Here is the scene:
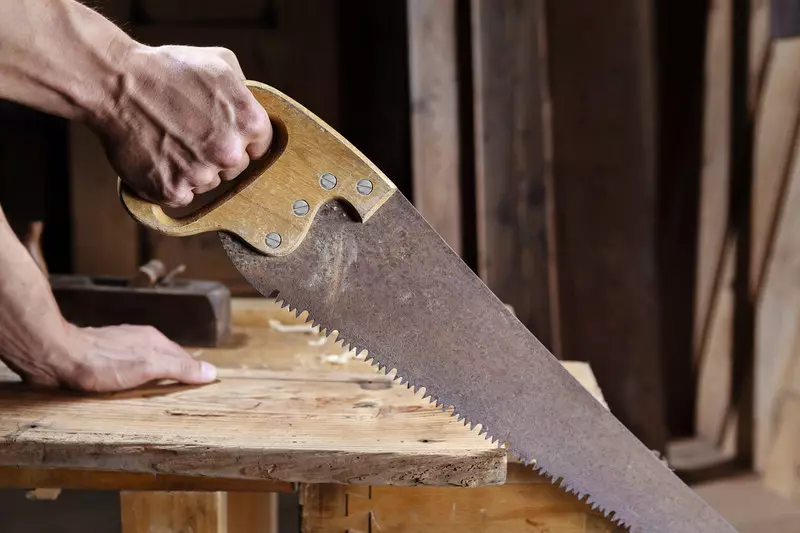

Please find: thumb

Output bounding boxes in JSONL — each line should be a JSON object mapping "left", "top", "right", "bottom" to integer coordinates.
{"left": 155, "top": 356, "right": 217, "bottom": 385}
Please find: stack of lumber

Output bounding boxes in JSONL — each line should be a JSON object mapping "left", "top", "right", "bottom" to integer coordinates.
{"left": 689, "top": 3, "right": 800, "bottom": 495}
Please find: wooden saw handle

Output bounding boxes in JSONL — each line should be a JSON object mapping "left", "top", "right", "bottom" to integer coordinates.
{"left": 118, "top": 80, "right": 396, "bottom": 256}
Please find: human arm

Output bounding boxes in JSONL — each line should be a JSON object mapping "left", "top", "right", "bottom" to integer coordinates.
{"left": 0, "top": 0, "right": 272, "bottom": 206}
{"left": 0, "top": 205, "right": 216, "bottom": 391}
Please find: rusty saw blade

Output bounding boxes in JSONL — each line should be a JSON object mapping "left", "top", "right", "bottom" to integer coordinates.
{"left": 219, "top": 196, "right": 735, "bottom": 533}
{"left": 119, "top": 81, "right": 737, "bottom": 533}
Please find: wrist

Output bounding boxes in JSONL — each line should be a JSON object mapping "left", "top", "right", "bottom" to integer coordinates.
{"left": 74, "top": 35, "right": 141, "bottom": 126}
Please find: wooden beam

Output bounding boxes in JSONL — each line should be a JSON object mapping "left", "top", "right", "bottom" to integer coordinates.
{"left": 749, "top": 38, "right": 800, "bottom": 298}
{"left": 764, "top": 314, "right": 800, "bottom": 501}
{"left": 546, "top": 0, "right": 666, "bottom": 451}
{"left": 300, "top": 482, "right": 623, "bottom": 533}
{"left": 470, "top": 0, "right": 559, "bottom": 352}
{"left": 695, "top": 0, "right": 733, "bottom": 366}
{"left": 407, "top": 0, "right": 462, "bottom": 254}
{"left": 751, "top": 37, "right": 800, "bottom": 471}
{"left": 121, "top": 492, "right": 227, "bottom": 533}
{"left": 227, "top": 493, "right": 279, "bottom": 533}
{"left": 755, "top": 127, "right": 800, "bottom": 471}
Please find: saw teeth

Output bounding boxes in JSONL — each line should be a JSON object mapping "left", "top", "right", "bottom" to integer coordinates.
{"left": 270, "top": 294, "right": 636, "bottom": 532}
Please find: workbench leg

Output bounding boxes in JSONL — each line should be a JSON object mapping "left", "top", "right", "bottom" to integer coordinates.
{"left": 120, "top": 491, "right": 278, "bottom": 533}
{"left": 299, "top": 482, "right": 622, "bottom": 533}
{"left": 121, "top": 491, "right": 227, "bottom": 533}
{"left": 227, "top": 492, "right": 279, "bottom": 533}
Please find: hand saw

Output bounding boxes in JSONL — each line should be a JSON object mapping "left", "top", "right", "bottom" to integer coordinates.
{"left": 118, "top": 81, "right": 737, "bottom": 533}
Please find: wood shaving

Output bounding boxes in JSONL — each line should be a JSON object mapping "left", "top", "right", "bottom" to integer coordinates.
{"left": 268, "top": 319, "right": 317, "bottom": 333}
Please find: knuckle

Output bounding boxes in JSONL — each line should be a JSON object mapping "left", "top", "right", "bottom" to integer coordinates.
{"left": 157, "top": 182, "right": 191, "bottom": 207}
{"left": 208, "top": 136, "right": 244, "bottom": 168}
{"left": 239, "top": 104, "right": 269, "bottom": 137}
{"left": 68, "top": 364, "right": 100, "bottom": 392}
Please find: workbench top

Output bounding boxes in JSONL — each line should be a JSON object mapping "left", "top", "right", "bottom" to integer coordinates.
{"left": 0, "top": 298, "right": 606, "bottom": 488}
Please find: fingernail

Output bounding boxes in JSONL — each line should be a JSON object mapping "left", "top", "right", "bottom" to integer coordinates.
{"left": 200, "top": 361, "right": 217, "bottom": 382}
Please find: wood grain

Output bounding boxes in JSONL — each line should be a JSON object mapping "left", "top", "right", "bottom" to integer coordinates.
{"left": 121, "top": 491, "right": 226, "bottom": 533}
{"left": 407, "top": 0, "right": 462, "bottom": 254}
{"left": 749, "top": 0, "right": 772, "bottom": 110}
{"left": 0, "top": 298, "right": 608, "bottom": 489}
{"left": 763, "top": 313, "right": 800, "bottom": 500}
{"left": 749, "top": 38, "right": 800, "bottom": 297}
{"left": 695, "top": 0, "right": 732, "bottom": 363}
{"left": 470, "top": 0, "right": 558, "bottom": 352}
{"left": 546, "top": 0, "right": 666, "bottom": 452}
{"left": 696, "top": 237, "right": 737, "bottom": 447}
{"left": 227, "top": 492, "right": 278, "bottom": 533}
{"left": 754, "top": 105, "right": 800, "bottom": 471}
{"left": 300, "top": 482, "right": 622, "bottom": 533}
{"left": 0, "top": 368, "right": 504, "bottom": 487}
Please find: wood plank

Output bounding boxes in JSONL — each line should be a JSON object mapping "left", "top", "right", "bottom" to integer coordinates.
{"left": 763, "top": 314, "right": 800, "bottom": 500}
{"left": 764, "top": 396, "right": 800, "bottom": 500}
{"left": 546, "top": 0, "right": 666, "bottom": 452}
{"left": 755, "top": 125, "right": 800, "bottom": 471}
{"left": 749, "top": 38, "right": 800, "bottom": 297}
{"left": 407, "top": 0, "right": 462, "bottom": 254}
{"left": 470, "top": 0, "right": 558, "bottom": 351}
{"left": 693, "top": 0, "right": 773, "bottom": 469}
{"left": 121, "top": 491, "right": 226, "bottom": 533}
{"left": 0, "top": 298, "right": 608, "bottom": 489}
{"left": 749, "top": 0, "right": 772, "bottom": 110}
{"left": 696, "top": 237, "right": 738, "bottom": 446}
{"left": 300, "top": 482, "right": 623, "bottom": 533}
{"left": 0, "top": 367, "right": 505, "bottom": 487}
{"left": 695, "top": 0, "right": 733, "bottom": 363}
{"left": 227, "top": 492, "right": 278, "bottom": 533}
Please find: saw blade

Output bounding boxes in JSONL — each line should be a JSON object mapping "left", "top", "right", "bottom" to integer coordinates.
{"left": 220, "top": 194, "right": 736, "bottom": 533}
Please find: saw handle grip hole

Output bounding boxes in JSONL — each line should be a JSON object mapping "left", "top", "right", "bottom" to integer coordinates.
{"left": 161, "top": 116, "right": 289, "bottom": 219}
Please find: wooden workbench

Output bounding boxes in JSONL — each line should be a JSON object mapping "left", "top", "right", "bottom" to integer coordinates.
{"left": 0, "top": 298, "right": 621, "bottom": 532}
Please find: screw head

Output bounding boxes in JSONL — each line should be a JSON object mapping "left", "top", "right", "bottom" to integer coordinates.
{"left": 357, "top": 179, "right": 374, "bottom": 196}
{"left": 293, "top": 199, "right": 310, "bottom": 216}
{"left": 319, "top": 173, "right": 337, "bottom": 190}
{"left": 265, "top": 232, "right": 282, "bottom": 249}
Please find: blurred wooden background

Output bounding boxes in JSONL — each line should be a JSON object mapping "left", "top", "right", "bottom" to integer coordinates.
{"left": 1, "top": 0, "right": 800, "bottom": 507}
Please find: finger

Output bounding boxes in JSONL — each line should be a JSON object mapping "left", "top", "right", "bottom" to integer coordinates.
{"left": 245, "top": 121, "right": 272, "bottom": 160}
{"left": 213, "top": 47, "right": 245, "bottom": 79}
{"left": 184, "top": 167, "right": 221, "bottom": 195}
{"left": 236, "top": 93, "right": 272, "bottom": 157}
{"left": 193, "top": 173, "right": 222, "bottom": 194}
{"left": 219, "top": 152, "right": 250, "bottom": 181}
{"left": 149, "top": 354, "right": 218, "bottom": 385}
{"left": 160, "top": 185, "right": 194, "bottom": 208}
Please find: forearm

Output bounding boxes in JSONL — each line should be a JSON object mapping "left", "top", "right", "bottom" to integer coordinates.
{"left": 0, "top": 205, "right": 75, "bottom": 383}
{"left": 0, "top": 0, "right": 132, "bottom": 121}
